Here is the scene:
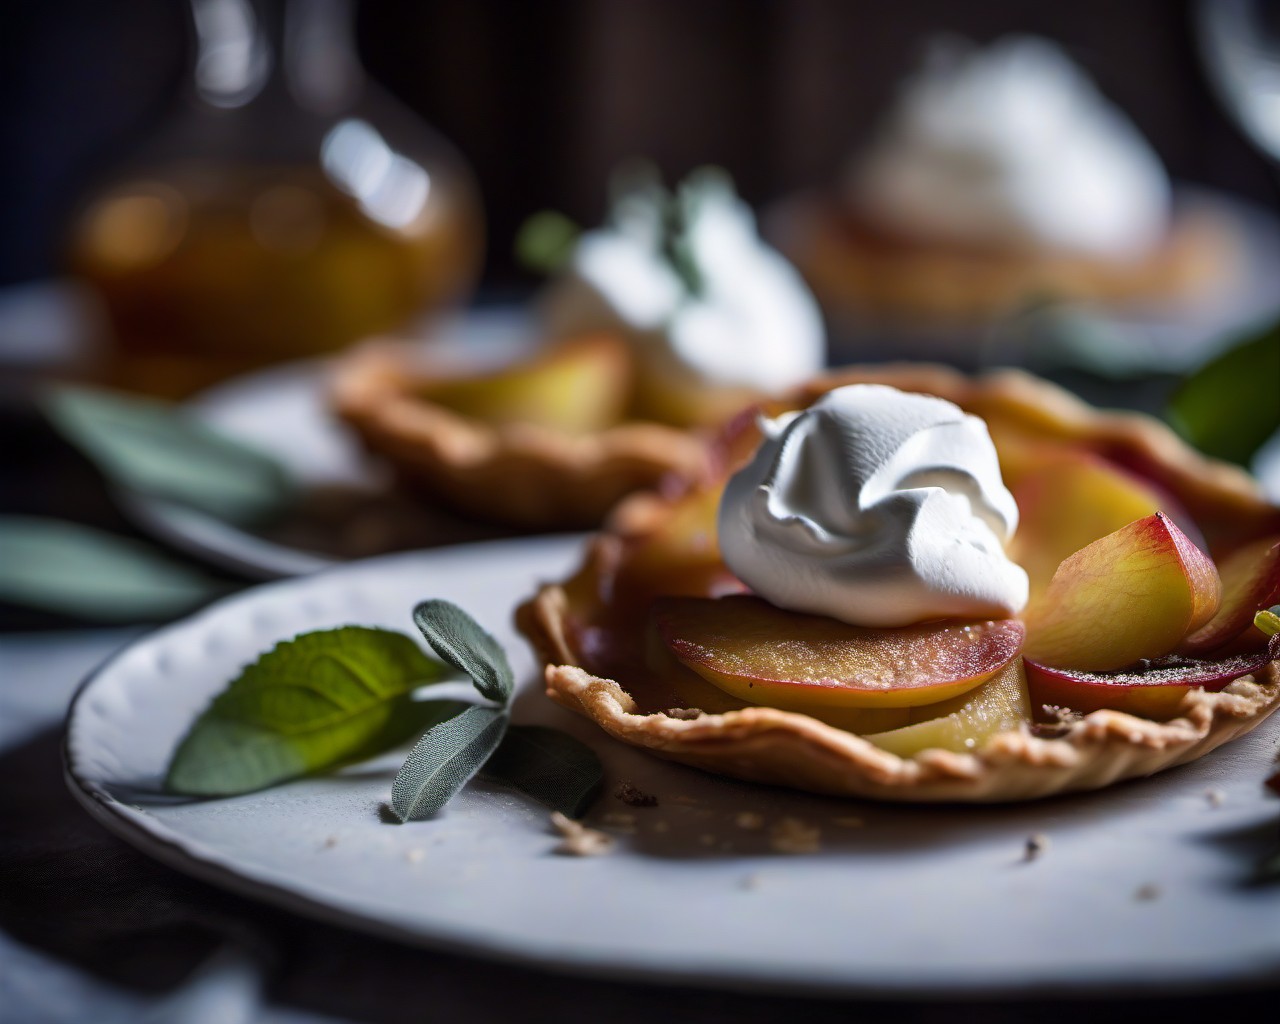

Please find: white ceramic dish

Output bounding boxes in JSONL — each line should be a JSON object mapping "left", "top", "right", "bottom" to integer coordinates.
{"left": 122, "top": 307, "right": 537, "bottom": 579}
{"left": 65, "top": 538, "right": 1280, "bottom": 998}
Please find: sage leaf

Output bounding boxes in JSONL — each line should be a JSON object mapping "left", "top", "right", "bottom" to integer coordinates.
{"left": 166, "top": 627, "right": 451, "bottom": 796}
{"left": 412, "top": 599, "right": 514, "bottom": 704}
{"left": 44, "top": 385, "right": 295, "bottom": 526}
{"left": 482, "top": 725, "right": 603, "bottom": 817}
{"left": 390, "top": 705, "right": 508, "bottom": 821}
{"left": 0, "top": 517, "right": 226, "bottom": 621}
{"left": 1168, "top": 321, "right": 1280, "bottom": 466}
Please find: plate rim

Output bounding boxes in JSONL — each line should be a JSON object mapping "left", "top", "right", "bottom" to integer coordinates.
{"left": 62, "top": 539, "right": 1280, "bottom": 1001}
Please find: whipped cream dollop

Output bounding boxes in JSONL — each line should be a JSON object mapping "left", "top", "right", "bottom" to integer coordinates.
{"left": 718, "top": 384, "right": 1029, "bottom": 627}
{"left": 541, "top": 170, "right": 824, "bottom": 398}
{"left": 847, "top": 35, "right": 1170, "bottom": 261}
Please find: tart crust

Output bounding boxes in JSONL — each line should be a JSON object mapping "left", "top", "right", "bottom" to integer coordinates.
{"left": 516, "top": 364, "right": 1280, "bottom": 802}
{"left": 773, "top": 193, "right": 1235, "bottom": 324}
{"left": 331, "top": 342, "right": 710, "bottom": 530}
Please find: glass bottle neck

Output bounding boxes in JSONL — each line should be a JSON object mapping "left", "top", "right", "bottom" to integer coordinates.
{"left": 187, "top": 0, "right": 363, "bottom": 115}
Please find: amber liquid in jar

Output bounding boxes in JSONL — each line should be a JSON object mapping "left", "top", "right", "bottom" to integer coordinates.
{"left": 70, "top": 161, "right": 481, "bottom": 397}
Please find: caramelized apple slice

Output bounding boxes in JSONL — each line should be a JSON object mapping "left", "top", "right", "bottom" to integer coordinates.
{"left": 618, "top": 486, "right": 723, "bottom": 582}
{"left": 1025, "top": 636, "right": 1280, "bottom": 721}
{"left": 652, "top": 595, "right": 1024, "bottom": 710}
{"left": 1022, "top": 513, "right": 1221, "bottom": 672}
{"left": 420, "top": 333, "right": 630, "bottom": 434}
{"left": 1179, "top": 536, "right": 1280, "bottom": 655}
{"left": 863, "top": 659, "right": 1032, "bottom": 757}
{"left": 1009, "top": 451, "right": 1169, "bottom": 595}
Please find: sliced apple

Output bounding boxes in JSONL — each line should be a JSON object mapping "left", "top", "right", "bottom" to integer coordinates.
{"left": 1022, "top": 512, "right": 1221, "bottom": 672}
{"left": 863, "top": 659, "right": 1032, "bottom": 757}
{"left": 1025, "top": 636, "right": 1279, "bottom": 721}
{"left": 620, "top": 485, "right": 722, "bottom": 577}
{"left": 1179, "top": 536, "right": 1280, "bottom": 656}
{"left": 1010, "top": 451, "right": 1172, "bottom": 596}
{"left": 651, "top": 595, "right": 1024, "bottom": 710}
{"left": 419, "top": 333, "right": 631, "bottom": 434}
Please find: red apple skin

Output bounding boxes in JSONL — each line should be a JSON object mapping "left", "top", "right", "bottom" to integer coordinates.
{"left": 1180, "top": 536, "right": 1280, "bottom": 656}
{"left": 1022, "top": 512, "right": 1222, "bottom": 672}
{"left": 653, "top": 595, "right": 1025, "bottom": 710}
{"left": 1009, "top": 450, "right": 1198, "bottom": 596}
{"left": 1024, "top": 635, "right": 1280, "bottom": 721}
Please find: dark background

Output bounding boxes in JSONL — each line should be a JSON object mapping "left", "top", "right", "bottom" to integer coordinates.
{"left": 2, "top": 0, "right": 1276, "bottom": 290}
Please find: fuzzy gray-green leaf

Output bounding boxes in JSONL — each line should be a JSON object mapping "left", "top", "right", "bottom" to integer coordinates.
{"left": 482, "top": 725, "right": 603, "bottom": 817}
{"left": 44, "top": 385, "right": 295, "bottom": 526}
{"left": 390, "top": 705, "right": 508, "bottom": 821}
{"left": 166, "top": 627, "right": 450, "bottom": 796}
{"left": 0, "top": 517, "right": 226, "bottom": 620}
{"left": 412, "top": 599, "right": 514, "bottom": 704}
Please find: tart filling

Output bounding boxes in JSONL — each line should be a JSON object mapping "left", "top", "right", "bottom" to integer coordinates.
{"left": 517, "top": 365, "right": 1280, "bottom": 802}
{"left": 330, "top": 336, "right": 710, "bottom": 530}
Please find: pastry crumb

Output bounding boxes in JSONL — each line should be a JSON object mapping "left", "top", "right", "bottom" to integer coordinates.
{"left": 321, "top": 836, "right": 338, "bottom": 850}
{"left": 1204, "top": 787, "right": 1226, "bottom": 808}
{"left": 602, "top": 811, "right": 636, "bottom": 826}
{"left": 550, "top": 812, "right": 614, "bottom": 857}
{"left": 614, "top": 781, "right": 659, "bottom": 807}
{"left": 735, "top": 811, "right": 765, "bottom": 830}
{"left": 770, "top": 817, "right": 821, "bottom": 854}
{"left": 1135, "top": 883, "right": 1161, "bottom": 902}
{"left": 404, "top": 847, "right": 425, "bottom": 863}
{"left": 1023, "top": 833, "right": 1049, "bottom": 862}
{"left": 834, "top": 816, "right": 865, "bottom": 828}
{"left": 663, "top": 707, "right": 704, "bottom": 720}
{"left": 740, "top": 872, "right": 763, "bottom": 891}
{"left": 1030, "top": 706, "right": 1084, "bottom": 738}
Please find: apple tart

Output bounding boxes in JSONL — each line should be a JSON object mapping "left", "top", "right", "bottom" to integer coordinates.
{"left": 517, "top": 365, "right": 1280, "bottom": 802}
{"left": 330, "top": 334, "right": 716, "bottom": 531}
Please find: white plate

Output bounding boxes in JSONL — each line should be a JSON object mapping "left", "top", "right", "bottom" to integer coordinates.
{"left": 123, "top": 306, "right": 537, "bottom": 579}
{"left": 65, "top": 538, "right": 1280, "bottom": 998}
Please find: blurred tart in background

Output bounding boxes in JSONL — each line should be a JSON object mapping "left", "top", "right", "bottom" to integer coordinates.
{"left": 332, "top": 169, "right": 827, "bottom": 529}
{"left": 774, "top": 36, "right": 1235, "bottom": 325}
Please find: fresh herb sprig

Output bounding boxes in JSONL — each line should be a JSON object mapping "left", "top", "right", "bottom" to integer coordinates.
{"left": 44, "top": 385, "right": 295, "bottom": 527}
{"left": 389, "top": 599, "right": 602, "bottom": 821}
{"left": 165, "top": 602, "right": 603, "bottom": 820}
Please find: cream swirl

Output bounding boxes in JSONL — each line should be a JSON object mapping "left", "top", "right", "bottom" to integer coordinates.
{"left": 541, "top": 171, "right": 825, "bottom": 397}
{"left": 718, "top": 384, "right": 1029, "bottom": 627}
{"left": 847, "top": 35, "right": 1170, "bottom": 261}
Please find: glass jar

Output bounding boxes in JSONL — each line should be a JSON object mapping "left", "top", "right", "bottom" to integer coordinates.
{"left": 68, "top": 0, "right": 483, "bottom": 396}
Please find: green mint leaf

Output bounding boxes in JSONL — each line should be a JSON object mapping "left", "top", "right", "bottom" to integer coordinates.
{"left": 390, "top": 705, "right": 508, "bottom": 821}
{"left": 515, "top": 211, "right": 580, "bottom": 273}
{"left": 412, "top": 599, "right": 514, "bottom": 704}
{"left": 0, "top": 517, "right": 226, "bottom": 621}
{"left": 482, "top": 725, "right": 603, "bottom": 817}
{"left": 166, "top": 627, "right": 451, "bottom": 796}
{"left": 44, "top": 385, "right": 295, "bottom": 527}
{"left": 1168, "top": 321, "right": 1280, "bottom": 466}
